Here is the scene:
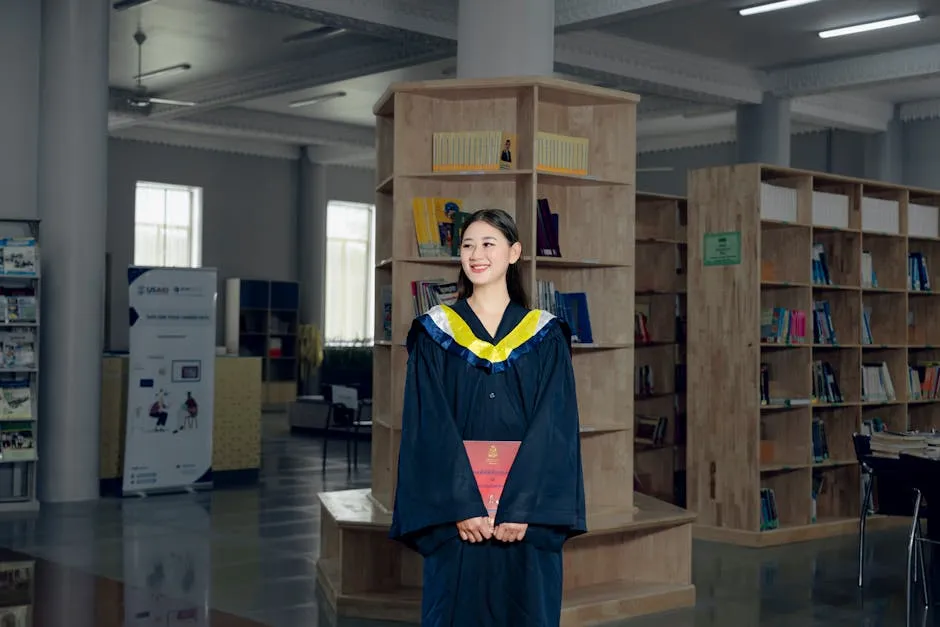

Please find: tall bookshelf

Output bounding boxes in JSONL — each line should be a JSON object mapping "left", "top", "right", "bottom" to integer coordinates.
{"left": 315, "top": 76, "right": 696, "bottom": 624}
{"left": 687, "top": 163, "right": 938, "bottom": 546}
{"left": 223, "top": 278, "right": 298, "bottom": 409}
{"left": 634, "top": 192, "right": 687, "bottom": 506}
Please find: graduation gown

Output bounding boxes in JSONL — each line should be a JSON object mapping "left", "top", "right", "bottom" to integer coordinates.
{"left": 389, "top": 298, "right": 587, "bottom": 627}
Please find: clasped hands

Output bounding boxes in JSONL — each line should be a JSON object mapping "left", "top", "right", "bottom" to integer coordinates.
{"left": 457, "top": 516, "right": 527, "bottom": 543}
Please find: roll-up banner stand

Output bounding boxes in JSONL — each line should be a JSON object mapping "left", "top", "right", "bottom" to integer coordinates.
{"left": 122, "top": 266, "right": 217, "bottom": 496}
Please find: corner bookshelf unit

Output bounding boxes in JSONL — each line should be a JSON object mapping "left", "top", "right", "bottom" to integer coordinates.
{"left": 0, "top": 220, "right": 40, "bottom": 512}
{"left": 315, "top": 76, "right": 695, "bottom": 625}
{"left": 687, "top": 163, "right": 936, "bottom": 547}
{"left": 223, "top": 278, "right": 298, "bottom": 409}
{"left": 634, "top": 192, "right": 687, "bottom": 507}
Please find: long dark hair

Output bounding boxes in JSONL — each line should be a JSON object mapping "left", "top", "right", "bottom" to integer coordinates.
{"left": 456, "top": 208, "right": 529, "bottom": 309}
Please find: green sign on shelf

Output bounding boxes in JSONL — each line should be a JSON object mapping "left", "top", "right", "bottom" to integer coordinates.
{"left": 703, "top": 231, "right": 741, "bottom": 266}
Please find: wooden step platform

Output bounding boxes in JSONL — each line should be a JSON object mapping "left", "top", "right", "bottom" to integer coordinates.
{"left": 315, "top": 488, "right": 696, "bottom": 626}
{"left": 693, "top": 514, "right": 909, "bottom": 548}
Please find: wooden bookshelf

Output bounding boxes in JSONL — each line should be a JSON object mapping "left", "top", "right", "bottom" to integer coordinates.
{"left": 634, "top": 192, "right": 687, "bottom": 506}
{"left": 687, "top": 163, "right": 939, "bottom": 547}
{"left": 315, "top": 76, "right": 696, "bottom": 625}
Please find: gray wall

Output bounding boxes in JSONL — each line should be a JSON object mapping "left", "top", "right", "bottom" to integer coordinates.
{"left": 106, "top": 138, "right": 300, "bottom": 350}
{"left": 0, "top": 0, "right": 40, "bottom": 220}
{"left": 637, "top": 129, "right": 869, "bottom": 196}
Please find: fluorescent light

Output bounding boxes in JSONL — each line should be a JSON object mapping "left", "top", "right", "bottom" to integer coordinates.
{"left": 739, "top": 0, "right": 822, "bottom": 16}
{"left": 288, "top": 91, "right": 347, "bottom": 108}
{"left": 819, "top": 14, "right": 921, "bottom": 38}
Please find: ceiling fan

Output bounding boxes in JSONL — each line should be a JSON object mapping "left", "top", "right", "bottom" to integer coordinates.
{"left": 126, "top": 27, "right": 195, "bottom": 109}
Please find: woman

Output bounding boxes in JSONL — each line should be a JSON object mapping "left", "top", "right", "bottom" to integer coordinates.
{"left": 390, "top": 208, "right": 586, "bottom": 626}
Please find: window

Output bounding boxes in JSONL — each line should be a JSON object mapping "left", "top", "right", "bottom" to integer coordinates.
{"left": 134, "top": 181, "right": 203, "bottom": 268}
{"left": 324, "top": 200, "right": 376, "bottom": 345}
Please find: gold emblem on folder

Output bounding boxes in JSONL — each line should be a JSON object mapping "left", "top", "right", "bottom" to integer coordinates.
{"left": 487, "top": 444, "right": 499, "bottom": 463}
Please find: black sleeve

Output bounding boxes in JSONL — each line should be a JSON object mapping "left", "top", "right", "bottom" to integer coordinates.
{"left": 388, "top": 325, "right": 488, "bottom": 556}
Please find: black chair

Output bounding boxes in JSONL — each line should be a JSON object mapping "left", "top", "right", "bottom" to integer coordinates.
{"left": 854, "top": 433, "right": 930, "bottom": 589}
{"left": 898, "top": 452, "right": 938, "bottom": 627}
{"left": 854, "top": 432, "right": 875, "bottom": 587}
{"left": 321, "top": 398, "right": 373, "bottom": 473}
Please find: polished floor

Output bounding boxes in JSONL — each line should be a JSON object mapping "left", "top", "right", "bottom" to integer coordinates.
{"left": 0, "top": 414, "right": 932, "bottom": 626}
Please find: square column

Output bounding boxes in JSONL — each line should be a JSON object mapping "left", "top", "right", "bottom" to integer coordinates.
{"left": 736, "top": 93, "right": 791, "bottom": 166}
{"left": 457, "top": 0, "right": 555, "bottom": 78}
{"left": 864, "top": 109, "right": 903, "bottom": 184}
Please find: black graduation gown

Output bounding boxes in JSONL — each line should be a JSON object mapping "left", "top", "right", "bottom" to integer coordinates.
{"left": 389, "top": 298, "right": 587, "bottom": 627}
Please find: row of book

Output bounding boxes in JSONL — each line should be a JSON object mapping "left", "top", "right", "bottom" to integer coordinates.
{"left": 410, "top": 197, "right": 565, "bottom": 260}
{"left": 818, "top": 246, "right": 933, "bottom": 292}
{"left": 761, "top": 474, "right": 830, "bottom": 531}
{"left": 862, "top": 361, "right": 896, "bottom": 403}
{"left": 811, "top": 416, "right": 830, "bottom": 463}
{"left": 412, "top": 197, "right": 466, "bottom": 258}
{"left": 760, "top": 487, "right": 779, "bottom": 531}
{"left": 760, "top": 307, "right": 808, "bottom": 344}
{"left": 908, "top": 362, "right": 940, "bottom": 401}
{"left": 535, "top": 280, "right": 593, "bottom": 344}
{"left": 635, "top": 364, "right": 654, "bottom": 398}
{"left": 430, "top": 130, "right": 590, "bottom": 177}
{"left": 379, "top": 277, "right": 596, "bottom": 344}
{"left": 410, "top": 279, "right": 458, "bottom": 319}
{"left": 812, "top": 360, "right": 843, "bottom": 404}
{"left": 759, "top": 362, "right": 811, "bottom": 406}
{"left": 909, "top": 252, "right": 932, "bottom": 291}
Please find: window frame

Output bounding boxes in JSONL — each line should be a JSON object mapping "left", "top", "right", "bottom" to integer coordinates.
{"left": 324, "top": 199, "right": 376, "bottom": 346}
{"left": 133, "top": 180, "right": 204, "bottom": 269}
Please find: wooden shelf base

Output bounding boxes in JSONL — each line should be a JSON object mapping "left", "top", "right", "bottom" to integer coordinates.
{"left": 316, "top": 489, "right": 696, "bottom": 625}
{"left": 692, "top": 514, "right": 909, "bottom": 548}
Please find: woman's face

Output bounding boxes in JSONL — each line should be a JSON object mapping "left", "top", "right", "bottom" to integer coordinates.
{"left": 460, "top": 220, "right": 521, "bottom": 288}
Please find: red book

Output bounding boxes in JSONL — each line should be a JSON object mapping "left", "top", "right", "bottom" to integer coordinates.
{"left": 463, "top": 440, "right": 521, "bottom": 517}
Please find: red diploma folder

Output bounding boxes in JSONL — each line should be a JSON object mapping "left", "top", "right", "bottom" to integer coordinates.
{"left": 463, "top": 440, "right": 521, "bottom": 518}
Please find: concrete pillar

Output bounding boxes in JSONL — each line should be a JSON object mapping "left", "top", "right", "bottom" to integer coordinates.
{"left": 457, "top": 0, "right": 555, "bottom": 78}
{"left": 864, "top": 110, "right": 903, "bottom": 184}
{"left": 37, "top": 0, "right": 111, "bottom": 502}
{"left": 0, "top": 1, "right": 41, "bottom": 220}
{"left": 297, "top": 150, "right": 328, "bottom": 395}
{"left": 736, "top": 93, "right": 791, "bottom": 166}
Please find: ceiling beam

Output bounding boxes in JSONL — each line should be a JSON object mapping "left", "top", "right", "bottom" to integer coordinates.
{"left": 767, "top": 42, "right": 940, "bottom": 97}
{"left": 790, "top": 94, "right": 894, "bottom": 133}
{"left": 211, "top": 0, "right": 456, "bottom": 42}
{"left": 111, "top": 106, "right": 375, "bottom": 148}
{"left": 555, "top": 0, "right": 703, "bottom": 30}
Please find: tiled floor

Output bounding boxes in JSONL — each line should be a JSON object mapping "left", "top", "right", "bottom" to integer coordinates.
{"left": 0, "top": 413, "right": 934, "bottom": 626}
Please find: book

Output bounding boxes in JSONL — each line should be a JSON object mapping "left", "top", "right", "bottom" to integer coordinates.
{"left": 463, "top": 440, "right": 521, "bottom": 518}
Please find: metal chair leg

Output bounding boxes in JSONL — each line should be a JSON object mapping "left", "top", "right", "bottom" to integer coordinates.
{"left": 907, "top": 491, "right": 923, "bottom": 627}
{"left": 321, "top": 404, "right": 333, "bottom": 472}
{"left": 916, "top": 518, "right": 929, "bottom": 609}
{"left": 858, "top": 473, "right": 873, "bottom": 588}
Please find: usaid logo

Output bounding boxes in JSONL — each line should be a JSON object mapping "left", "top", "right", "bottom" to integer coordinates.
{"left": 137, "top": 285, "right": 170, "bottom": 295}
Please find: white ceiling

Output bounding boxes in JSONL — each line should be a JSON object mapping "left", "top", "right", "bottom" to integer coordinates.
{"left": 109, "top": 0, "right": 354, "bottom": 90}
{"left": 241, "top": 58, "right": 454, "bottom": 126}
{"left": 106, "top": 0, "right": 940, "bottom": 161}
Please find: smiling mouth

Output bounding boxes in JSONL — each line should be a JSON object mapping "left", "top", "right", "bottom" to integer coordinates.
{"left": 469, "top": 264, "right": 489, "bottom": 273}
